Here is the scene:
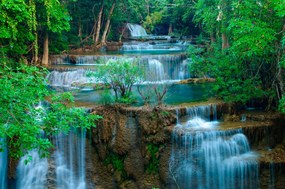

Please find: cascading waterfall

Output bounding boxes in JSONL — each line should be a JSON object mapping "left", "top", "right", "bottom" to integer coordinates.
{"left": 169, "top": 105, "right": 259, "bottom": 189}
{"left": 0, "top": 138, "right": 7, "bottom": 189}
{"left": 269, "top": 162, "right": 275, "bottom": 189}
{"left": 126, "top": 23, "right": 148, "bottom": 37}
{"left": 148, "top": 59, "right": 166, "bottom": 81}
{"left": 15, "top": 102, "right": 88, "bottom": 189}
{"left": 54, "top": 128, "right": 86, "bottom": 189}
{"left": 47, "top": 54, "right": 189, "bottom": 87}
{"left": 121, "top": 41, "right": 187, "bottom": 52}
{"left": 16, "top": 150, "right": 48, "bottom": 189}
{"left": 15, "top": 129, "right": 87, "bottom": 189}
{"left": 47, "top": 69, "right": 91, "bottom": 87}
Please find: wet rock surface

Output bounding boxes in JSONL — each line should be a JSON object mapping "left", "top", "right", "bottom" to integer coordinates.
{"left": 91, "top": 105, "right": 177, "bottom": 188}
{"left": 89, "top": 104, "right": 285, "bottom": 189}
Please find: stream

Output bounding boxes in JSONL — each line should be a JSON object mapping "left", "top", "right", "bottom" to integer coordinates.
{"left": 0, "top": 23, "right": 283, "bottom": 189}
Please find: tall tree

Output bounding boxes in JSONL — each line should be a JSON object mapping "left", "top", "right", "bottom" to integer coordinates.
{"left": 190, "top": 0, "right": 285, "bottom": 109}
{"left": 39, "top": 0, "right": 71, "bottom": 65}
{"left": 0, "top": 0, "right": 71, "bottom": 66}
{"left": 101, "top": 0, "right": 116, "bottom": 46}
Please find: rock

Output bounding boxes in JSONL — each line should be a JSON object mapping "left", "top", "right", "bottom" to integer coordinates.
{"left": 223, "top": 114, "right": 240, "bottom": 122}
{"left": 137, "top": 174, "right": 161, "bottom": 189}
{"left": 119, "top": 180, "right": 138, "bottom": 189}
{"left": 114, "top": 170, "right": 122, "bottom": 183}
{"left": 113, "top": 116, "right": 138, "bottom": 155}
{"left": 159, "top": 145, "right": 172, "bottom": 184}
{"left": 124, "top": 149, "right": 144, "bottom": 181}
{"left": 176, "top": 78, "right": 216, "bottom": 84}
{"left": 97, "top": 143, "right": 107, "bottom": 161}
{"left": 69, "top": 55, "right": 77, "bottom": 64}
{"left": 106, "top": 42, "right": 123, "bottom": 51}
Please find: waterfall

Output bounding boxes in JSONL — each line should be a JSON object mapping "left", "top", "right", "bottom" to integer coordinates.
{"left": 15, "top": 129, "right": 87, "bottom": 189}
{"left": 121, "top": 41, "right": 186, "bottom": 52}
{"left": 126, "top": 23, "right": 148, "bottom": 37}
{"left": 269, "top": 162, "right": 275, "bottom": 188}
{"left": 148, "top": 59, "right": 166, "bottom": 81}
{"left": 170, "top": 105, "right": 259, "bottom": 189}
{"left": 47, "top": 69, "right": 92, "bottom": 87}
{"left": 0, "top": 138, "right": 7, "bottom": 189}
{"left": 48, "top": 54, "right": 189, "bottom": 87}
{"left": 54, "top": 129, "right": 86, "bottom": 189}
{"left": 16, "top": 150, "right": 48, "bottom": 189}
{"left": 50, "top": 55, "right": 122, "bottom": 65}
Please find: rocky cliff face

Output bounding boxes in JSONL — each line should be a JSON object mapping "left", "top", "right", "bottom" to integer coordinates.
{"left": 89, "top": 104, "right": 285, "bottom": 189}
{"left": 90, "top": 105, "right": 176, "bottom": 188}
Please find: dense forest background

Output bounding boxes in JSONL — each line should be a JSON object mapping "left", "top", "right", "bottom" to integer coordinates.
{"left": 0, "top": 0, "right": 284, "bottom": 158}
{"left": 1, "top": 0, "right": 284, "bottom": 106}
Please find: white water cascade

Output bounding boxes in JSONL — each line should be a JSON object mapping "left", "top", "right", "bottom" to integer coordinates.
{"left": 47, "top": 69, "right": 91, "bottom": 87}
{"left": 0, "top": 138, "right": 7, "bottom": 189}
{"left": 148, "top": 59, "right": 166, "bottom": 81}
{"left": 54, "top": 129, "right": 87, "bottom": 189}
{"left": 16, "top": 150, "right": 49, "bottom": 189}
{"left": 126, "top": 23, "right": 148, "bottom": 37}
{"left": 47, "top": 54, "right": 189, "bottom": 87}
{"left": 170, "top": 105, "right": 259, "bottom": 189}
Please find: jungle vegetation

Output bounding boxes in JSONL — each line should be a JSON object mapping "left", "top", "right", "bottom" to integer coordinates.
{"left": 0, "top": 0, "right": 284, "bottom": 158}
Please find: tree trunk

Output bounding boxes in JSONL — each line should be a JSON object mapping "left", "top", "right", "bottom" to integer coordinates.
{"left": 30, "top": 0, "right": 38, "bottom": 64}
{"left": 222, "top": 33, "right": 229, "bottom": 49}
{"left": 92, "top": 19, "right": 97, "bottom": 42}
{"left": 168, "top": 23, "right": 173, "bottom": 35}
{"left": 33, "top": 32, "right": 39, "bottom": 64}
{"left": 276, "top": 62, "right": 284, "bottom": 99}
{"left": 41, "top": 32, "right": 49, "bottom": 66}
{"left": 78, "top": 19, "right": 82, "bottom": 41}
{"left": 146, "top": 0, "right": 150, "bottom": 16}
{"left": 95, "top": 1, "right": 104, "bottom": 45}
{"left": 101, "top": 1, "right": 116, "bottom": 46}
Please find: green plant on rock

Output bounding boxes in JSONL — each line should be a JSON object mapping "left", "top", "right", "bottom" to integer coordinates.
{"left": 104, "top": 153, "right": 125, "bottom": 172}
{"left": 146, "top": 143, "right": 160, "bottom": 174}
{"left": 161, "top": 110, "right": 170, "bottom": 117}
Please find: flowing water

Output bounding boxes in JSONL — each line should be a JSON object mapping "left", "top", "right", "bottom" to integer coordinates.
{"left": 47, "top": 53, "right": 189, "bottom": 87}
{"left": 126, "top": 23, "right": 148, "bottom": 37}
{"left": 47, "top": 25, "right": 189, "bottom": 87}
{"left": 4, "top": 22, "right": 279, "bottom": 189}
{"left": 0, "top": 138, "right": 7, "bottom": 189}
{"left": 16, "top": 150, "right": 48, "bottom": 189}
{"left": 170, "top": 105, "right": 259, "bottom": 189}
{"left": 15, "top": 129, "right": 87, "bottom": 189}
{"left": 54, "top": 129, "right": 86, "bottom": 189}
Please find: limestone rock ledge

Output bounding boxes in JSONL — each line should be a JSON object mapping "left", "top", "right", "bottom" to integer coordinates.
{"left": 89, "top": 104, "right": 285, "bottom": 189}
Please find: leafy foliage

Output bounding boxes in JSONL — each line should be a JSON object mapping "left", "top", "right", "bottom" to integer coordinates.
{"left": 189, "top": 46, "right": 264, "bottom": 104}
{"left": 0, "top": 0, "right": 34, "bottom": 58}
{"left": 104, "top": 152, "right": 125, "bottom": 173}
{"left": 189, "top": 0, "right": 285, "bottom": 108}
{"left": 99, "top": 89, "right": 115, "bottom": 105}
{"left": 187, "top": 45, "right": 208, "bottom": 78}
{"left": 0, "top": 64, "right": 100, "bottom": 159}
{"left": 278, "top": 96, "right": 285, "bottom": 113}
{"left": 146, "top": 143, "right": 160, "bottom": 174}
{"left": 88, "top": 58, "right": 143, "bottom": 102}
{"left": 0, "top": 0, "right": 71, "bottom": 62}
{"left": 143, "top": 11, "right": 164, "bottom": 32}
